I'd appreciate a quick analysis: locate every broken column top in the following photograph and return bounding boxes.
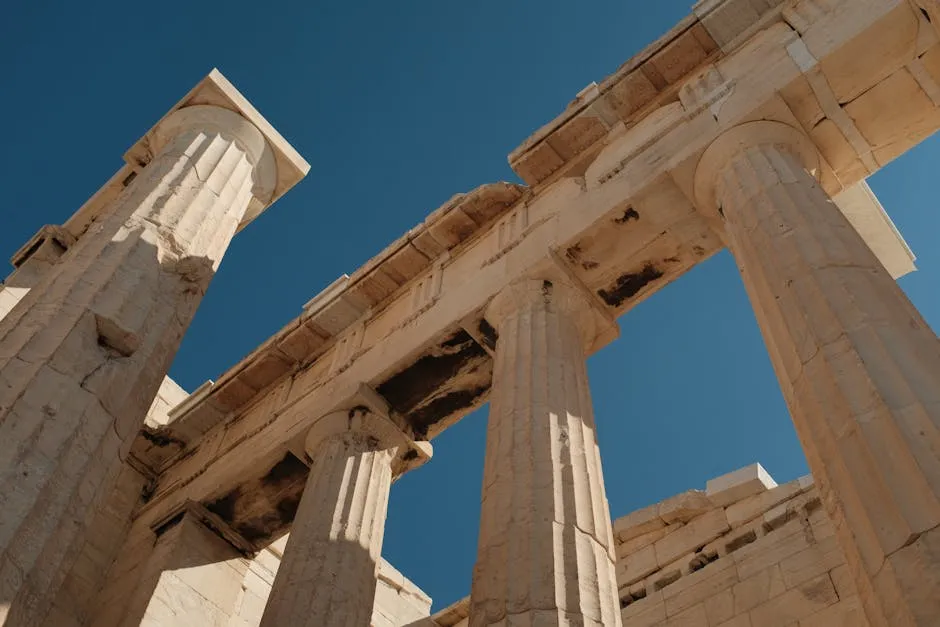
[64,68,310,239]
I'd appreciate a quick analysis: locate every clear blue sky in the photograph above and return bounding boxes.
[2,0,939,612]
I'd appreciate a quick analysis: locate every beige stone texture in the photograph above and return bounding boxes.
[469,278,621,627]
[0,106,266,624]
[614,491,716,546]
[706,463,777,508]
[372,560,434,627]
[128,6,937,590]
[800,594,867,627]
[0,226,74,322]
[725,476,809,528]
[0,71,307,626]
[615,464,872,627]
[615,526,671,560]
[145,377,190,429]
[260,404,429,627]
[654,508,730,568]
[662,557,738,618]
[659,491,715,525]
[420,597,470,627]
[694,121,940,626]
[42,461,149,627]
[223,539,430,627]
[88,515,165,626]
[7,0,940,623]
[749,574,839,627]
[117,510,250,627]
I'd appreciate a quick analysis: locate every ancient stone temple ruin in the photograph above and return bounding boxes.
[2,0,940,625]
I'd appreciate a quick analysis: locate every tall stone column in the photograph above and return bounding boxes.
[694,121,940,627]
[470,279,621,627]
[0,104,277,625]
[260,405,429,627]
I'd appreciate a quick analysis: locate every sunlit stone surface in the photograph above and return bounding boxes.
[3,0,940,624]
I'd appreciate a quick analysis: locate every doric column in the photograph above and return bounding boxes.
[0,104,278,625]
[260,403,430,627]
[470,278,621,627]
[694,121,940,627]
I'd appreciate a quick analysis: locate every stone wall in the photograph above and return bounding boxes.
[421,465,863,627]
[615,466,866,627]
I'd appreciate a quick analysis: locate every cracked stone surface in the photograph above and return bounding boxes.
[259,409,410,627]
[469,279,621,627]
[0,105,270,625]
[707,131,940,627]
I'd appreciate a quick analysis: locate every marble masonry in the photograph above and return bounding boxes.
[2,0,940,624]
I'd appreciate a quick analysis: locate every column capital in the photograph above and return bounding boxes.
[150,104,278,209]
[485,277,597,344]
[693,121,820,218]
[305,405,432,476]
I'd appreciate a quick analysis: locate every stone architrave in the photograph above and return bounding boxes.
[694,121,940,627]
[0,104,278,625]
[259,403,431,627]
[469,278,622,627]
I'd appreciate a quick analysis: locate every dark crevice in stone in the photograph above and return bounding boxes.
[597,263,664,307]
[614,207,640,224]
[205,453,309,547]
[139,426,185,448]
[377,329,491,436]
[408,386,489,439]
[478,318,498,350]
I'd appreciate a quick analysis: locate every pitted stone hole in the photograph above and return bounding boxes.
[689,549,719,572]
[726,529,758,554]
[921,7,932,23]
[653,570,681,591]
[613,207,640,224]
[122,170,138,187]
[620,587,647,608]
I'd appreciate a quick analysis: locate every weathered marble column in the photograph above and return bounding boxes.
[470,279,621,627]
[694,121,940,627]
[260,406,429,626]
[0,104,277,625]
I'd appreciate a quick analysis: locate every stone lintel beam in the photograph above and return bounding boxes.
[152,499,259,556]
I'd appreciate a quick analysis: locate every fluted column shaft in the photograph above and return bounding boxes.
[0,105,274,625]
[260,409,410,627]
[701,123,940,627]
[470,279,621,627]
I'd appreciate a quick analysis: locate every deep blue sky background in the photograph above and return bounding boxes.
[2,0,938,612]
